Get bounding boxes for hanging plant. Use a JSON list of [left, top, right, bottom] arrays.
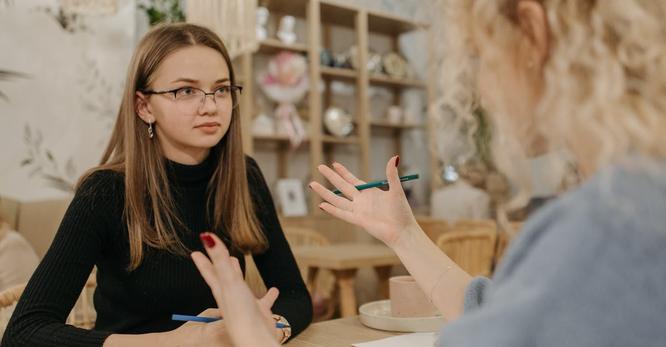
[[139, 0, 185, 26]]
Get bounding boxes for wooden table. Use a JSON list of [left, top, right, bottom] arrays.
[[293, 243, 401, 317], [287, 317, 401, 346]]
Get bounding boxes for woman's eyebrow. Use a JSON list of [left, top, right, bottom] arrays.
[[169, 77, 199, 84], [168, 77, 230, 84]]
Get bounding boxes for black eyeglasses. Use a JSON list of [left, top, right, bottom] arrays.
[[140, 85, 243, 110]]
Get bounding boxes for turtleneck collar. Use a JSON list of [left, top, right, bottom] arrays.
[[166, 153, 217, 186]]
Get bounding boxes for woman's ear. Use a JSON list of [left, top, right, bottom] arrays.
[[516, 0, 549, 67], [135, 91, 154, 124]]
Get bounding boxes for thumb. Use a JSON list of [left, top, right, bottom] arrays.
[[198, 307, 222, 318], [258, 287, 279, 310], [385, 155, 403, 194]]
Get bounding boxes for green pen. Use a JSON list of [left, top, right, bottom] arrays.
[[332, 174, 420, 195]]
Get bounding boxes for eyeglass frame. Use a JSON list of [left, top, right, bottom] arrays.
[[139, 85, 244, 109]]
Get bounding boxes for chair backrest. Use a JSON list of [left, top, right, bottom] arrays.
[[416, 217, 449, 242], [283, 227, 331, 248], [66, 270, 97, 329], [436, 227, 497, 277], [452, 219, 497, 231], [0, 270, 97, 339]]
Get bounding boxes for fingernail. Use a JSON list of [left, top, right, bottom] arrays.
[[395, 155, 400, 167], [200, 232, 215, 248]]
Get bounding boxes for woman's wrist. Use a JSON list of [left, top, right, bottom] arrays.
[[389, 221, 422, 251], [272, 314, 292, 343]]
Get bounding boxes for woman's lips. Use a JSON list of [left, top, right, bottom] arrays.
[[195, 122, 221, 133]]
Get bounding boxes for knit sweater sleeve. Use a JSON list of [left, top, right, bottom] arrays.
[[245, 157, 313, 339], [1, 170, 122, 347]]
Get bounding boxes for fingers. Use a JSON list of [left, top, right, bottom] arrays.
[[191, 251, 221, 294], [200, 232, 242, 282], [317, 164, 359, 200], [200, 232, 231, 259], [230, 256, 243, 277], [309, 181, 353, 210], [385, 155, 403, 194], [319, 202, 355, 224], [332, 162, 366, 185], [197, 308, 221, 318], [258, 287, 279, 310]]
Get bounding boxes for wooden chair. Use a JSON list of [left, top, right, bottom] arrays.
[[0, 269, 97, 338], [67, 270, 97, 329], [451, 219, 497, 231], [436, 227, 497, 277], [416, 217, 449, 242], [284, 227, 336, 321]]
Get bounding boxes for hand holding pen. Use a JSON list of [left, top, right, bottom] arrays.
[[308, 156, 422, 248]]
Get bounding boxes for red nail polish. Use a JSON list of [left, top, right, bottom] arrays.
[[395, 155, 400, 167], [200, 233, 215, 248]]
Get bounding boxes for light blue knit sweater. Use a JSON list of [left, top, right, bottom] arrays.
[[438, 157, 666, 346]]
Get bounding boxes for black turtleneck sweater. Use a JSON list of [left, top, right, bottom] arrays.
[[2, 156, 312, 347]]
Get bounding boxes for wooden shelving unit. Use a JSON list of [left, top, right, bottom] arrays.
[[257, 38, 308, 54], [235, 0, 433, 214]]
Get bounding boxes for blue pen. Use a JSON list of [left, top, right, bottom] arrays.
[[172, 314, 287, 328]]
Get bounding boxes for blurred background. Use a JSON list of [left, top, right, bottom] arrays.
[[0, 0, 569, 323]]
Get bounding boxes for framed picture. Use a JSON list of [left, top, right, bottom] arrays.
[[275, 179, 308, 217]]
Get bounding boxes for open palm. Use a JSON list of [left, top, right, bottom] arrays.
[[309, 156, 418, 247]]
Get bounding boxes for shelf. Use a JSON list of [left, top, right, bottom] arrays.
[[258, 39, 308, 55], [367, 10, 426, 36], [320, 1, 358, 28], [264, 0, 308, 18], [370, 120, 423, 129], [322, 135, 358, 144], [320, 66, 358, 81], [240, 0, 435, 215], [369, 74, 426, 89]]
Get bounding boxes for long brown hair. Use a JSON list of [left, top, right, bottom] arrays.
[[82, 23, 266, 270]]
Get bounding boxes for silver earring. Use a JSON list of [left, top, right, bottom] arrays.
[[148, 122, 154, 139]]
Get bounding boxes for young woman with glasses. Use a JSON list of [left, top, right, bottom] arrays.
[[169, 0, 666, 346], [2, 23, 311, 347]]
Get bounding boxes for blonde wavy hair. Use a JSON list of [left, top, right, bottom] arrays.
[[435, 0, 666, 211]]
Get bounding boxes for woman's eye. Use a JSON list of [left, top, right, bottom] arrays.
[[175, 87, 196, 97], [215, 86, 231, 96]]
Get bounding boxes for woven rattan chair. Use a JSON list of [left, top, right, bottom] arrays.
[[436, 227, 497, 277], [0, 269, 97, 339]]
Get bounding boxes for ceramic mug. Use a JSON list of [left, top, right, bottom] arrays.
[[389, 275, 438, 317]]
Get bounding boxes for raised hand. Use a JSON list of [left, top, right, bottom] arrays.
[[309, 156, 419, 248], [191, 232, 280, 347]]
